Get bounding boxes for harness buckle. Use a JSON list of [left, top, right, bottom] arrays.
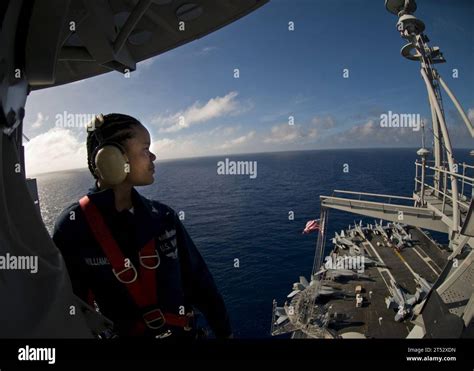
[[112, 265, 138, 284], [143, 308, 166, 330], [139, 249, 160, 269]]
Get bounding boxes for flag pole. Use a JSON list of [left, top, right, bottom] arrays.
[[311, 207, 328, 277]]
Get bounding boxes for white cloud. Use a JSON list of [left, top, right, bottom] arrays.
[[25, 128, 87, 176], [260, 110, 292, 123], [263, 116, 338, 144], [322, 119, 421, 147], [198, 46, 217, 55], [306, 115, 337, 139], [150, 125, 254, 159], [152, 91, 242, 133], [26, 106, 472, 177], [218, 131, 256, 149], [263, 124, 304, 144], [208, 125, 241, 137], [311, 116, 336, 130], [353, 120, 376, 136]]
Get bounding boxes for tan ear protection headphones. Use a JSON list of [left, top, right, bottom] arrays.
[[87, 114, 130, 186]]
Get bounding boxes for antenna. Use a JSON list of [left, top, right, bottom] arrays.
[[385, 0, 417, 16], [385, 0, 474, 233], [421, 119, 425, 149]]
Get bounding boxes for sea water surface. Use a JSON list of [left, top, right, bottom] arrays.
[[35, 148, 471, 338]]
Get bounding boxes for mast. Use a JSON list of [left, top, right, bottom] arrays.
[[386, 0, 474, 240]]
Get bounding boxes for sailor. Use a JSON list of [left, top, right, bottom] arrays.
[[52, 113, 232, 339]]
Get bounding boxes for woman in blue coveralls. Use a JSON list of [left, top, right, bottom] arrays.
[[53, 113, 232, 339]]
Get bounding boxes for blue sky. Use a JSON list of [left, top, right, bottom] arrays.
[[24, 0, 473, 175]]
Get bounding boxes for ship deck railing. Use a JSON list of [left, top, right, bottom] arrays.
[[330, 189, 416, 207], [414, 160, 473, 219]]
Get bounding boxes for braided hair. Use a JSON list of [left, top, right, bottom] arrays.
[[86, 113, 142, 180]]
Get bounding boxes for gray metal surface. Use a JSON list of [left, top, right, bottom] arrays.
[[26, 0, 268, 89]]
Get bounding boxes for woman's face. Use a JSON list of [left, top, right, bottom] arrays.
[[123, 125, 156, 186]]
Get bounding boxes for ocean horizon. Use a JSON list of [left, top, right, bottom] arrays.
[[26, 146, 473, 178]]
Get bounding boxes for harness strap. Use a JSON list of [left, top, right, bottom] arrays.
[[79, 195, 192, 334]]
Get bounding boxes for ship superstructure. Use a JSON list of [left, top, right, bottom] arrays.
[[271, 0, 474, 339]]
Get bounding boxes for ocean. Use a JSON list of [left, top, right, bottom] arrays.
[[34, 148, 471, 338]]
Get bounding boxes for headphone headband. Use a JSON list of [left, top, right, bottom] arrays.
[[86, 114, 105, 132]]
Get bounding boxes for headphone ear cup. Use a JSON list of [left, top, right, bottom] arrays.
[[94, 145, 129, 185]]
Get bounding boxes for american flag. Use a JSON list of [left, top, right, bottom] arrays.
[[302, 219, 321, 234]]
